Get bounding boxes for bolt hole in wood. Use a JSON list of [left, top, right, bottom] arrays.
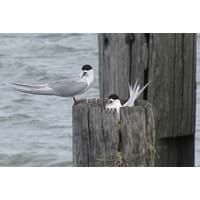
[[125, 33, 135, 44], [104, 37, 109, 47]]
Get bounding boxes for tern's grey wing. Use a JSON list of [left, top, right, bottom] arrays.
[[49, 78, 88, 97]]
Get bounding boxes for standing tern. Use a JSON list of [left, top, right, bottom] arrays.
[[13, 64, 94, 102], [105, 80, 151, 118]]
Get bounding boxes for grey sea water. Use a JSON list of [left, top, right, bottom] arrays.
[[0, 33, 199, 166], [0, 34, 98, 166]]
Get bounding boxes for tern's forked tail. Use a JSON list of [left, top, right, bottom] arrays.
[[13, 83, 56, 96]]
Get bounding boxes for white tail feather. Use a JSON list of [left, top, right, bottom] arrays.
[[14, 86, 56, 95], [123, 80, 151, 107], [13, 82, 47, 88]]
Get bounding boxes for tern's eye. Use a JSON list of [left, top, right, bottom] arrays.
[[108, 99, 113, 104]]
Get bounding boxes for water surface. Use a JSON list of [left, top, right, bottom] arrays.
[[0, 34, 98, 166]]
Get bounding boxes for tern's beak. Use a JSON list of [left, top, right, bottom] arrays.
[[82, 71, 87, 77], [106, 99, 112, 105]]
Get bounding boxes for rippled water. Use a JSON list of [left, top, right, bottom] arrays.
[[0, 33, 200, 166], [0, 34, 98, 166]]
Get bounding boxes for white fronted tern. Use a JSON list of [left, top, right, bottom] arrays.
[[105, 80, 151, 119], [13, 64, 94, 102]]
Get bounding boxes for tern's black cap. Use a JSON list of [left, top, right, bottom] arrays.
[[108, 94, 120, 100], [82, 64, 92, 71]]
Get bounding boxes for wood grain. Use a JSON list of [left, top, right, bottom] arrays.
[[73, 99, 155, 166], [98, 33, 196, 166]]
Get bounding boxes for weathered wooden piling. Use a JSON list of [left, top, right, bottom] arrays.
[[98, 33, 196, 166], [73, 99, 155, 167]]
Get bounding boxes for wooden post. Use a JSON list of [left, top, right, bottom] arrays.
[[72, 99, 155, 167], [98, 33, 196, 166]]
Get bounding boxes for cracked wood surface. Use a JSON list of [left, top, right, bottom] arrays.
[[99, 33, 196, 138], [72, 99, 155, 167], [98, 33, 196, 166]]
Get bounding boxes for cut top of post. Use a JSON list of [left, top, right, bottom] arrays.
[[72, 98, 155, 167]]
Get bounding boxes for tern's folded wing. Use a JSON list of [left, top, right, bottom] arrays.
[[49, 78, 88, 97]]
